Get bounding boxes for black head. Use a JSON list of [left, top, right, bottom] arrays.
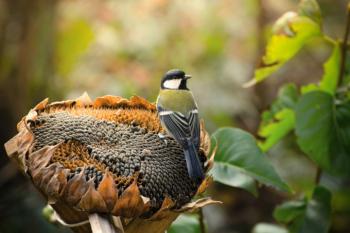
[[161, 69, 191, 90]]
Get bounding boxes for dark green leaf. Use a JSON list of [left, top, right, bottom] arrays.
[[344, 52, 350, 85], [297, 186, 332, 233], [272, 83, 299, 114], [298, 0, 322, 25], [273, 200, 306, 223], [252, 223, 288, 233], [335, 100, 350, 149], [295, 91, 332, 168], [210, 162, 257, 196], [295, 91, 350, 176], [212, 128, 290, 192], [273, 187, 332, 233], [168, 214, 201, 233], [331, 100, 350, 175]]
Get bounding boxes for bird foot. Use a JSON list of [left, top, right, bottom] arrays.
[[158, 133, 170, 146]]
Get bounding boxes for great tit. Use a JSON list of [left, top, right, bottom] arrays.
[[156, 69, 204, 183]]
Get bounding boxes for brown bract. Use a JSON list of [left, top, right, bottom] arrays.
[[4, 93, 219, 233]]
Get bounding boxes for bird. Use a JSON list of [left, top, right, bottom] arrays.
[[156, 69, 204, 183]]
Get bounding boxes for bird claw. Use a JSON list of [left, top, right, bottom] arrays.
[[158, 133, 168, 146]]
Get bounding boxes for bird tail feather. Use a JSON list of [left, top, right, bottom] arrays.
[[184, 141, 204, 183]]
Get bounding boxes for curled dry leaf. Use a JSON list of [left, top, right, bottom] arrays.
[[4, 93, 218, 233]]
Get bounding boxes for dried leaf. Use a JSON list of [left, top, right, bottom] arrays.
[[129, 96, 156, 111], [94, 95, 125, 108], [7, 122, 35, 172], [75, 92, 93, 107], [39, 164, 60, 189], [45, 168, 69, 199], [64, 170, 89, 206], [196, 176, 213, 195], [79, 180, 108, 212], [205, 140, 217, 171], [176, 197, 222, 212], [125, 212, 179, 233], [200, 120, 211, 156], [28, 145, 59, 176], [33, 98, 49, 111], [149, 197, 175, 220], [112, 181, 144, 218], [25, 109, 38, 123], [49, 100, 76, 109], [98, 172, 118, 211], [4, 134, 20, 159], [140, 196, 151, 213]]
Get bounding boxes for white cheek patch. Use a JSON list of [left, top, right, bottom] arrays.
[[163, 79, 181, 89]]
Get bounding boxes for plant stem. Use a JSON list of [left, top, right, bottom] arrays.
[[323, 35, 337, 45], [338, 3, 350, 87], [315, 167, 322, 184], [89, 214, 123, 233], [199, 208, 206, 233]]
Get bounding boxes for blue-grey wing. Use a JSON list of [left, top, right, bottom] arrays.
[[188, 110, 200, 150], [159, 111, 191, 144], [158, 106, 200, 149]]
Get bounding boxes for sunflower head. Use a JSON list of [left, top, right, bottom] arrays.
[[5, 93, 218, 233]]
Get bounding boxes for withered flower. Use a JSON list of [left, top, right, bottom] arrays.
[[5, 93, 218, 233]]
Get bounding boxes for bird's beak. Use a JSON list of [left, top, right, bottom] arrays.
[[184, 75, 192, 80]]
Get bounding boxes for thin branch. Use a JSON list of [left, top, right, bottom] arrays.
[[338, 3, 350, 87], [315, 166, 322, 184], [198, 208, 206, 233]]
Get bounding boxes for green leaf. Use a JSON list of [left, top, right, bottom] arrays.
[[320, 43, 341, 95], [302, 43, 341, 95], [331, 99, 350, 175], [298, 0, 322, 25], [344, 52, 350, 85], [295, 91, 350, 176], [296, 186, 332, 233], [295, 91, 333, 170], [212, 128, 290, 192], [258, 83, 298, 151], [261, 83, 298, 125], [273, 83, 299, 113], [252, 223, 288, 233], [246, 16, 321, 86], [300, 83, 319, 94], [258, 108, 295, 152], [273, 187, 331, 233], [273, 200, 306, 223], [210, 162, 258, 196], [335, 100, 350, 149], [168, 214, 201, 233], [56, 19, 94, 76]]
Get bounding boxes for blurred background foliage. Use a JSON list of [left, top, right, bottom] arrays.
[[0, 0, 349, 232]]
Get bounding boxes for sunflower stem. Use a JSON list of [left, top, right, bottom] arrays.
[[89, 214, 124, 233], [198, 208, 206, 233], [338, 3, 350, 87]]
